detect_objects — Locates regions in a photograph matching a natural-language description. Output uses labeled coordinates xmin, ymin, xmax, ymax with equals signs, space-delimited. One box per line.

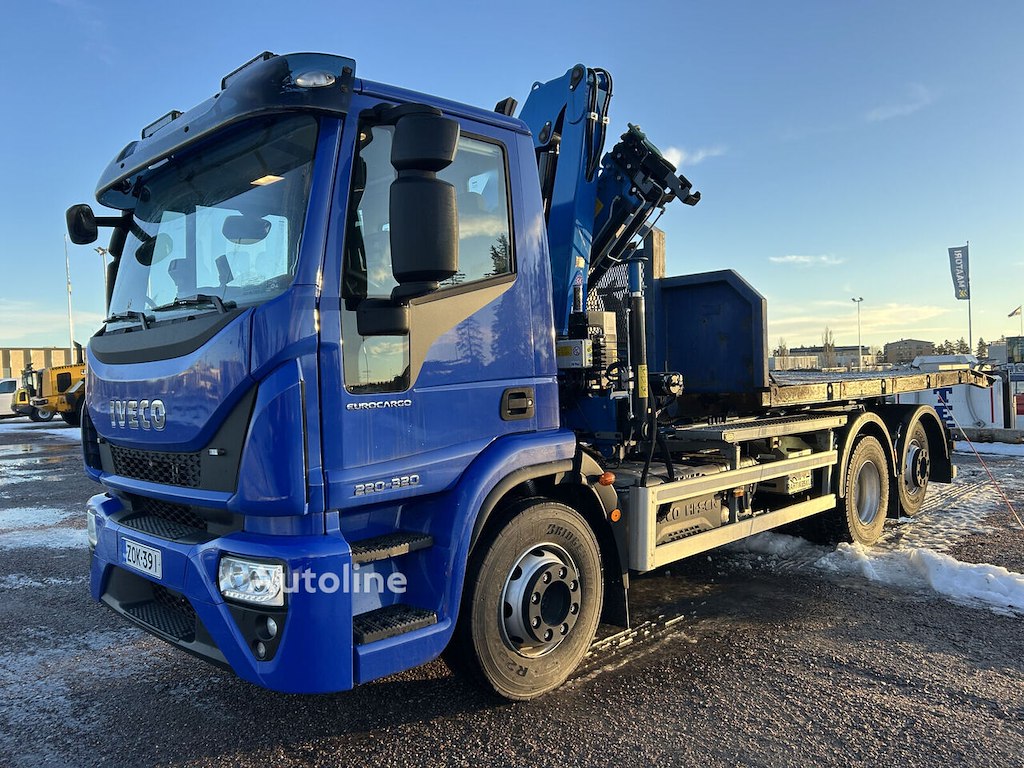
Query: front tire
xmin=450 ymin=499 xmax=603 ymax=700
xmin=30 ymin=407 xmax=54 ymax=422
xmin=827 ymin=435 xmax=890 ymax=545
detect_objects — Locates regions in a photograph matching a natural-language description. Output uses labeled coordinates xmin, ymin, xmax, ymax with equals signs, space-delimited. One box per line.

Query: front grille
xmin=123 ymin=583 xmax=197 ymax=642
xmin=111 ymin=445 xmax=201 ymax=488
xmin=128 ymin=495 xmax=206 ymax=533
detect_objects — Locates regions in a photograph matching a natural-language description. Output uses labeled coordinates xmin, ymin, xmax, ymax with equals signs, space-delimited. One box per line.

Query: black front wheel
xmin=30 ymin=407 xmax=55 ymax=423
xmin=448 ymin=498 xmax=603 ymax=700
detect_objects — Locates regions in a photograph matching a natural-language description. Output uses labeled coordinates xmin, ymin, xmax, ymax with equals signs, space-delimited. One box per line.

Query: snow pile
xmin=0 ymin=506 xmax=84 ymax=550
xmin=0 ymin=574 xmax=88 ymax=589
xmin=726 ymin=531 xmax=822 ymax=559
xmin=0 ymin=507 xmax=76 ymax=527
xmin=0 ymin=527 xmax=85 ymax=549
xmin=816 ymin=543 xmax=1024 ymax=616
xmin=954 ymin=441 xmax=1024 ymax=457
xmin=0 ymin=421 xmax=81 ymax=442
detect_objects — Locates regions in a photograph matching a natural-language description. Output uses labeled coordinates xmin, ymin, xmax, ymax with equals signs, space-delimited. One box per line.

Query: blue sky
xmin=1 ymin=0 xmax=1021 ymax=352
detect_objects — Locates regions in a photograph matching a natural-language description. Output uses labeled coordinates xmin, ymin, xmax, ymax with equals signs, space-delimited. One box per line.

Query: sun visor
xmin=96 ymin=52 xmax=356 ymax=209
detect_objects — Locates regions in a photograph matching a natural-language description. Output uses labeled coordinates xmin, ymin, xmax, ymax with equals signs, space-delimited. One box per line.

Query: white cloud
xmin=662 ymin=145 xmax=726 ymax=168
xmin=768 ymin=302 xmax=951 ymax=346
xmin=864 ymin=83 xmax=934 ymax=123
xmin=769 ymin=254 xmax=846 ymax=267
xmin=0 ymin=299 xmax=104 ymax=348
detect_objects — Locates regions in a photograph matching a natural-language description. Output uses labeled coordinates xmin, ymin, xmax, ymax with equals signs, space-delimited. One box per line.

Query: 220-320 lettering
xmin=353 ymin=475 xmax=421 ymax=496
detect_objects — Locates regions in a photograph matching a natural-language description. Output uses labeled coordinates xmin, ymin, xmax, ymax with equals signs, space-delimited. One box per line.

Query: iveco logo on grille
xmin=111 ymin=399 xmax=167 ymax=430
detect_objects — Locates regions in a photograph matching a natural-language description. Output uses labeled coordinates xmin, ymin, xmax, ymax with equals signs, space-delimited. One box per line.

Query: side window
xmin=341 ymin=120 xmax=513 ymax=393
xmin=0 ymin=380 xmax=15 ymax=394
xmin=56 ymin=373 xmax=72 ymax=392
xmin=439 ymin=137 xmax=512 ymax=286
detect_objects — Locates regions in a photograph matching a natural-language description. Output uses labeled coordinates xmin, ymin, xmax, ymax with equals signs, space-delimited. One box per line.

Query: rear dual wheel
xmin=893 ymin=420 xmax=930 ymax=517
xmin=448 ymin=499 xmax=603 ymax=700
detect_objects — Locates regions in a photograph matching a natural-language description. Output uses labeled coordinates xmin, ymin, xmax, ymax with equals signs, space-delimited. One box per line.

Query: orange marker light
xmin=610 ymin=508 xmax=622 ymax=523
xmin=598 ymin=472 xmax=616 ymax=486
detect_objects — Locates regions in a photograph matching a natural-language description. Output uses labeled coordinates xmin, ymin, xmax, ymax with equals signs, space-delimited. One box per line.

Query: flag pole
xmin=967 ymin=239 xmax=972 ymax=348
xmin=64 ymin=234 xmax=75 ymax=361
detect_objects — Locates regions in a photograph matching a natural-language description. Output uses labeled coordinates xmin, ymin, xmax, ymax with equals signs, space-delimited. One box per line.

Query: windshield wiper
xmin=150 ymin=294 xmax=237 ymax=314
xmin=103 ymin=310 xmax=153 ymax=329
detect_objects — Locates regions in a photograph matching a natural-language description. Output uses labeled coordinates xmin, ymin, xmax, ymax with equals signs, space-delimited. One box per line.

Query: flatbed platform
xmin=763 ymin=368 xmax=990 ymax=408
xmin=673 ymin=367 xmax=992 ymax=416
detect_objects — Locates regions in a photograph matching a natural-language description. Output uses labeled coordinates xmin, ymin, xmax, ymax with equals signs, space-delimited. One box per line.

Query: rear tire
xmin=826 ymin=435 xmax=890 ymax=545
xmin=60 ymin=401 xmax=83 ymax=427
xmin=447 ymin=498 xmax=603 ymax=700
xmin=892 ymin=420 xmax=929 ymax=517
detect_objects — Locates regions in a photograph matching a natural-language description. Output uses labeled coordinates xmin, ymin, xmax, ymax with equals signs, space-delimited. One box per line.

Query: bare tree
xmin=821 ymin=326 xmax=837 ymax=368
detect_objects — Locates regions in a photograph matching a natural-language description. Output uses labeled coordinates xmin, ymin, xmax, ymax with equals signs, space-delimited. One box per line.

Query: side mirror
xmin=356 ymin=298 xmax=410 ymax=336
xmin=66 ymin=204 xmax=98 ymax=245
xmin=389 ymin=113 xmax=460 ymax=295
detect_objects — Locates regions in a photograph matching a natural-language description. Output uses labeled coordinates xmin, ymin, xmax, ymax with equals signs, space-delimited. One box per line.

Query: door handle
xmin=501 ymin=387 xmax=535 ymax=421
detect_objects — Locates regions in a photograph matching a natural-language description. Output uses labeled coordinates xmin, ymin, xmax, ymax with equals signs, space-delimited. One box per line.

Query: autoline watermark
xmin=283 ymin=564 xmax=407 ymax=595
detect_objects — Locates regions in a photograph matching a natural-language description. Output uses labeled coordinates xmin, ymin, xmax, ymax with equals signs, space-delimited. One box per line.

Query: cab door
xmin=318 ymin=100 xmax=552 ymax=512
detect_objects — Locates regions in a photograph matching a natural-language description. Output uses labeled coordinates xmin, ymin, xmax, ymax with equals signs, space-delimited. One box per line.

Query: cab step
xmin=350 ymin=531 xmax=433 ymax=564
xmin=353 ymin=604 xmax=437 ymax=644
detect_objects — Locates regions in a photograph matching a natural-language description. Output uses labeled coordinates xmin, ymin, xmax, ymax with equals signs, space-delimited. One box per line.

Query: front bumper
xmin=88 ymin=493 xmax=356 ymax=693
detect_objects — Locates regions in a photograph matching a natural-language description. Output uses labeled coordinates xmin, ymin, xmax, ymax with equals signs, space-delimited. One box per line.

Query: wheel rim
xmin=903 ymin=440 xmax=929 ymax=497
xmin=500 ymin=543 xmax=581 ymax=658
xmin=856 ymin=459 xmax=882 ymax=525
xmin=37 ymin=408 xmax=53 ymax=420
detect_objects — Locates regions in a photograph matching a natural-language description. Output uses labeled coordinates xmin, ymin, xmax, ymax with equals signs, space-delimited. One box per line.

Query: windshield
xmin=107 ymin=114 xmax=319 ymax=326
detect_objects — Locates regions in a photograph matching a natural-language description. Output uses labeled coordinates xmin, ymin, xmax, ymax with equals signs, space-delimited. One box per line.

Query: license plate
xmin=122 ymin=538 xmax=162 ymax=579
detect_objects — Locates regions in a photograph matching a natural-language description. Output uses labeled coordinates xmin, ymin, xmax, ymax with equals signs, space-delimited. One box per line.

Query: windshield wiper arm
xmin=103 ymin=310 xmax=153 ymax=329
xmin=151 ymin=294 xmax=237 ymax=314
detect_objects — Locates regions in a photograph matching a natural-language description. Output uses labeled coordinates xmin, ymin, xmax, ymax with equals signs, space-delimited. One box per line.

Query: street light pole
xmin=852 ymin=297 xmax=864 ymax=371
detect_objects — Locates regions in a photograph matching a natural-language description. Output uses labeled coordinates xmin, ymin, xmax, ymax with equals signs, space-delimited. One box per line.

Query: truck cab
xmin=69 ymin=52 xmax=568 ymax=695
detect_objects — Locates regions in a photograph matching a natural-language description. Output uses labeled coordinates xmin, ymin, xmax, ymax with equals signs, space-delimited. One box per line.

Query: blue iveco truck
xmin=67 ymin=52 xmax=989 ymax=699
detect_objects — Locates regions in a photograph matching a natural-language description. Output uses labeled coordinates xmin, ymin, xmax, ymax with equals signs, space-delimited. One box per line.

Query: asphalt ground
xmin=0 ymin=420 xmax=1021 ymax=767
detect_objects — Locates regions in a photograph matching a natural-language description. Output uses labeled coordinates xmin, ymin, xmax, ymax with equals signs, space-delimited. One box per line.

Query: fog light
xmin=265 ymin=616 xmax=278 ymax=639
xmin=255 ymin=641 xmax=267 ymax=660
xmin=86 ymin=509 xmax=97 ymax=549
xmin=218 ymin=556 xmax=285 ymax=607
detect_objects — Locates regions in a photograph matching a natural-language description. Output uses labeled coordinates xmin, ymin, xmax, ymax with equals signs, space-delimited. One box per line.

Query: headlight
xmin=218 ymin=556 xmax=285 ymax=607
xmin=86 ymin=509 xmax=97 ymax=549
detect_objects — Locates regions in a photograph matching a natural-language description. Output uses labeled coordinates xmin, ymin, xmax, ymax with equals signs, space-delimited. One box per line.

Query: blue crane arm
xmin=518 ymin=64 xmax=613 ymax=335
xmin=590 ymin=124 xmax=700 ymax=289
xmin=517 ymin=67 xmax=698 ymax=335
